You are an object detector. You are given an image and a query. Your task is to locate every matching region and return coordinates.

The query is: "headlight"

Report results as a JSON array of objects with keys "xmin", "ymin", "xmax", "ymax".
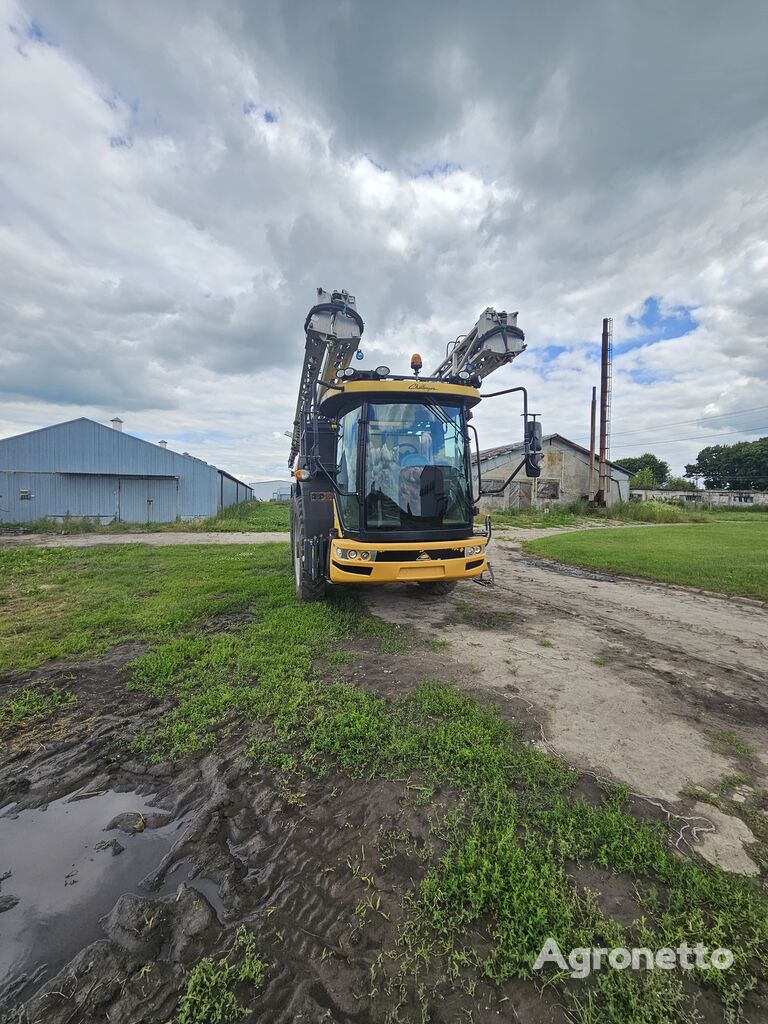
[
  {"xmin": 464, "ymin": 544, "xmax": 483, "ymax": 557},
  {"xmin": 335, "ymin": 547, "xmax": 376, "ymax": 561}
]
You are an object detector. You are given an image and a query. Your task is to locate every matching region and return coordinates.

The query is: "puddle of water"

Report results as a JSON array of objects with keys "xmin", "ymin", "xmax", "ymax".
[{"xmin": 0, "ymin": 788, "xmax": 177, "ymax": 1007}]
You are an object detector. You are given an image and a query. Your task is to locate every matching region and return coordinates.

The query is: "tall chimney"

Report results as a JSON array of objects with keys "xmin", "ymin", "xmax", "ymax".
[
  {"xmin": 587, "ymin": 386, "xmax": 597, "ymax": 503},
  {"xmin": 110, "ymin": 417, "xmax": 124, "ymax": 432},
  {"xmin": 596, "ymin": 317, "xmax": 612, "ymax": 507},
  {"xmin": 158, "ymin": 440, "xmax": 168, "ymax": 449}
]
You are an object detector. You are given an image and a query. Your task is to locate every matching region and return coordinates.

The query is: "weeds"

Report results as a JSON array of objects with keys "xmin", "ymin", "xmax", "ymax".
[
  {"xmin": 444, "ymin": 601, "xmax": 520, "ymax": 631},
  {"xmin": 173, "ymin": 926, "xmax": 267, "ymax": 1024},
  {"xmin": 708, "ymin": 729, "xmax": 756, "ymax": 759},
  {"xmin": 0, "ymin": 685, "xmax": 74, "ymax": 727}
]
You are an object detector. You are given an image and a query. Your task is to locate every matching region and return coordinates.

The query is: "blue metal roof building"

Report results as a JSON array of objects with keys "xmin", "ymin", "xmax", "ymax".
[{"xmin": 0, "ymin": 417, "xmax": 253, "ymax": 525}]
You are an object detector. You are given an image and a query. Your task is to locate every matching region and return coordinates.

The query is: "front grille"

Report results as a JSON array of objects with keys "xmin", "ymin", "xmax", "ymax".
[{"xmin": 375, "ymin": 548, "xmax": 465, "ymax": 562}]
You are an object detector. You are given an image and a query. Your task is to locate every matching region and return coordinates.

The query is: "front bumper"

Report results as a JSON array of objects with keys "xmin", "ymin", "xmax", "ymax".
[{"xmin": 328, "ymin": 537, "xmax": 488, "ymax": 585}]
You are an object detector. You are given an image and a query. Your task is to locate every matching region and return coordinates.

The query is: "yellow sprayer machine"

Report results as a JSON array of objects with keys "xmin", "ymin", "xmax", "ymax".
[{"xmin": 289, "ymin": 288, "xmax": 542, "ymax": 600}]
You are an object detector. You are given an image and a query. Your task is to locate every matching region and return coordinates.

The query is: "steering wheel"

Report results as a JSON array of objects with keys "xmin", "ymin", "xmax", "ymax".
[{"xmin": 399, "ymin": 443, "xmax": 426, "ymax": 468}]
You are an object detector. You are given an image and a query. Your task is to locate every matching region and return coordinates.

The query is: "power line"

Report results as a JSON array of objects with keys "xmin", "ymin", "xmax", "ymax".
[
  {"xmin": 607, "ymin": 404, "xmax": 768, "ymax": 439},
  {"xmin": 610, "ymin": 427, "xmax": 768, "ymax": 450}
]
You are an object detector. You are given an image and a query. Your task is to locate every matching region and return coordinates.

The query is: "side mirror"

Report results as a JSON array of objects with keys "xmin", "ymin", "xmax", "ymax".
[
  {"xmin": 524, "ymin": 419, "xmax": 542, "ymax": 478},
  {"xmin": 525, "ymin": 419, "xmax": 542, "ymax": 451},
  {"xmin": 525, "ymin": 452, "xmax": 542, "ymax": 478}
]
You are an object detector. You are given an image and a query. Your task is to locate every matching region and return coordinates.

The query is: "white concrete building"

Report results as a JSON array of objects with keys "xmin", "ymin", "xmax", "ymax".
[
  {"xmin": 630, "ymin": 488, "xmax": 768, "ymax": 506},
  {"xmin": 475, "ymin": 434, "xmax": 632, "ymax": 510}
]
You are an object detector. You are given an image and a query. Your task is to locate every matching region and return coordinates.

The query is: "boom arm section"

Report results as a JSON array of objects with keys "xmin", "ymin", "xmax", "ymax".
[
  {"xmin": 289, "ymin": 288, "xmax": 364, "ymax": 467},
  {"xmin": 432, "ymin": 307, "xmax": 525, "ymax": 381}
]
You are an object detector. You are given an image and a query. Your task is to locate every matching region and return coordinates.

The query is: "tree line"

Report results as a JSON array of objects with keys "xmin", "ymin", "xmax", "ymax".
[{"xmin": 615, "ymin": 437, "xmax": 768, "ymax": 491}]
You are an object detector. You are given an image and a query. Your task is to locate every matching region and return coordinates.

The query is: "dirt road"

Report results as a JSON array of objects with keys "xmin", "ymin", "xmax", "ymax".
[{"xmin": 366, "ymin": 534, "xmax": 768, "ymax": 874}]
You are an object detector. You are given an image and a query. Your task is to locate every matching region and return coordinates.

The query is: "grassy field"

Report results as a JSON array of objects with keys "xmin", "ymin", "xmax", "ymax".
[
  {"xmin": 524, "ymin": 522, "xmax": 768, "ymax": 599},
  {"xmin": 483, "ymin": 499, "xmax": 768, "ymax": 530},
  {"xmin": 4, "ymin": 499, "xmax": 291, "ymax": 535},
  {"xmin": 2, "ymin": 542, "xmax": 768, "ymax": 1021}
]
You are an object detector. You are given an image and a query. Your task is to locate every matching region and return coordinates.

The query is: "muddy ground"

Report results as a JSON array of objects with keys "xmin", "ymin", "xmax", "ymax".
[
  {"xmin": 1, "ymin": 529, "xmax": 767, "ymax": 1023},
  {"xmin": 1, "ymin": 637, "xmax": 554, "ymax": 1024}
]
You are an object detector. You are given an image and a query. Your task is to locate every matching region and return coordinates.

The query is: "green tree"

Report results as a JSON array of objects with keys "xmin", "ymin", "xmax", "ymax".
[
  {"xmin": 684, "ymin": 438, "xmax": 768, "ymax": 490},
  {"xmin": 629, "ymin": 467, "xmax": 656, "ymax": 489},
  {"xmin": 662, "ymin": 476, "xmax": 698, "ymax": 491},
  {"xmin": 615, "ymin": 453, "xmax": 670, "ymax": 485}
]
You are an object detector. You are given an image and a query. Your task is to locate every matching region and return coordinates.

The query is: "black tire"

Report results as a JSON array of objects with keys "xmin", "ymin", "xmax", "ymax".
[
  {"xmin": 416, "ymin": 580, "xmax": 458, "ymax": 595},
  {"xmin": 292, "ymin": 499, "xmax": 325, "ymax": 602}
]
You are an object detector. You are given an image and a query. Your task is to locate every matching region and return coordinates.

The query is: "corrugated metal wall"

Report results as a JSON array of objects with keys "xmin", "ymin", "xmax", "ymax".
[
  {"xmin": 117, "ymin": 477, "xmax": 179, "ymax": 523},
  {"xmin": 217, "ymin": 474, "xmax": 254, "ymax": 510},
  {"xmin": 1, "ymin": 472, "xmax": 117, "ymax": 523},
  {"xmin": 0, "ymin": 472, "xmax": 181, "ymax": 524},
  {"xmin": 0, "ymin": 418, "xmax": 252, "ymax": 524}
]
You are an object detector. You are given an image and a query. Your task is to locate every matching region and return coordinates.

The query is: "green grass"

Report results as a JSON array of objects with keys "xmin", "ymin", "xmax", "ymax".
[
  {"xmin": 7, "ymin": 499, "xmax": 290, "ymax": 535},
  {"xmin": 3, "ymin": 542, "xmax": 767, "ymax": 1021},
  {"xmin": 0, "ymin": 541, "xmax": 290, "ymax": 675},
  {"xmin": 174, "ymin": 926, "xmax": 267, "ymax": 1024},
  {"xmin": 0, "ymin": 685, "xmax": 74, "ymax": 727},
  {"xmin": 482, "ymin": 499, "xmax": 768, "ymax": 530},
  {"xmin": 171, "ymin": 500, "xmax": 290, "ymax": 533},
  {"xmin": 524, "ymin": 523, "xmax": 768, "ymax": 600}
]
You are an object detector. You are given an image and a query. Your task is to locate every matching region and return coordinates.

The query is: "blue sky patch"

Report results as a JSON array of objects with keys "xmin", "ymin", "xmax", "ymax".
[
  {"xmin": 627, "ymin": 367, "xmax": 661, "ymax": 385},
  {"xmin": 621, "ymin": 296, "xmax": 697, "ymax": 352},
  {"xmin": 537, "ymin": 344, "xmax": 568, "ymax": 363},
  {"xmin": 243, "ymin": 101, "xmax": 278, "ymax": 123},
  {"xmin": 26, "ymin": 19, "xmax": 50, "ymax": 44},
  {"xmin": 413, "ymin": 160, "xmax": 462, "ymax": 178}
]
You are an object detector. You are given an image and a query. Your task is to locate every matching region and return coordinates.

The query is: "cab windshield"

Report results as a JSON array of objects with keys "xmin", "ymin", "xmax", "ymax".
[{"xmin": 363, "ymin": 401, "xmax": 471, "ymax": 530}]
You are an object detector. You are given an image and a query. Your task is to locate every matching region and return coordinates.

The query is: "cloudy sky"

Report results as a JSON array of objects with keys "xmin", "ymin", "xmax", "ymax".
[{"xmin": 1, "ymin": 0, "xmax": 767, "ymax": 482}]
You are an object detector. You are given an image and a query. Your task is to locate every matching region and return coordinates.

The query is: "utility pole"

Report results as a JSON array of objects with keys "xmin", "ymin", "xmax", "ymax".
[
  {"xmin": 587, "ymin": 386, "xmax": 597, "ymax": 502},
  {"xmin": 596, "ymin": 317, "xmax": 612, "ymax": 507}
]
